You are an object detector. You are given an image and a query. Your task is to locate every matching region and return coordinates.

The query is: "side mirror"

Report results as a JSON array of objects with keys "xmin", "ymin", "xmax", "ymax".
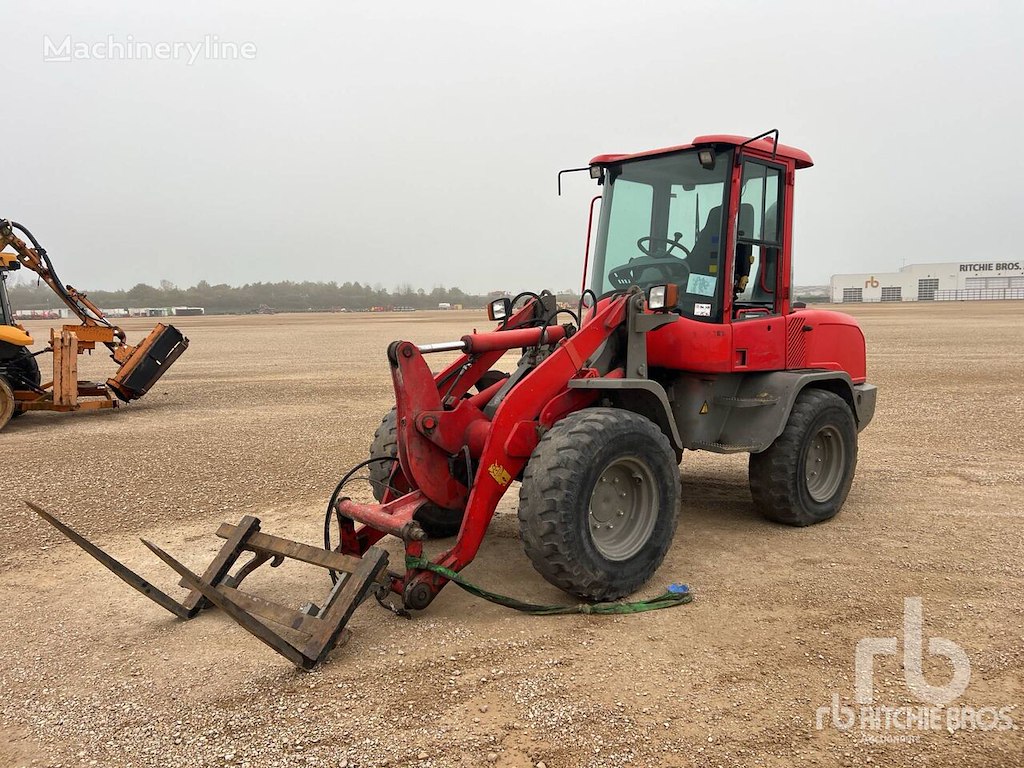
[{"xmin": 487, "ymin": 298, "xmax": 512, "ymax": 322}]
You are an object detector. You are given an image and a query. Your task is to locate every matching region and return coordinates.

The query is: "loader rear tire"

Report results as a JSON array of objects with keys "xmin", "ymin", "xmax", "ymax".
[
  {"xmin": 0, "ymin": 377, "xmax": 14, "ymax": 431},
  {"xmin": 368, "ymin": 408, "xmax": 464, "ymax": 538},
  {"xmin": 518, "ymin": 408, "xmax": 680, "ymax": 601},
  {"xmin": 748, "ymin": 388, "xmax": 857, "ymax": 526},
  {"xmin": 1, "ymin": 347, "xmax": 40, "ymax": 419}
]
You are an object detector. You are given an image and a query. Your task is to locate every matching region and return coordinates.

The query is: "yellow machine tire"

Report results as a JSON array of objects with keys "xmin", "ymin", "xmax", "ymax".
[
  {"xmin": 0, "ymin": 377, "xmax": 14, "ymax": 431},
  {"xmin": 0, "ymin": 346, "xmax": 40, "ymax": 422}
]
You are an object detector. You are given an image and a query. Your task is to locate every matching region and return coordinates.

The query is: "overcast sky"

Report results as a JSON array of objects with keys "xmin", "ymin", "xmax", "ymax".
[{"xmin": 3, "ymin": 1, "xmax": 1022, "ymax": 293}]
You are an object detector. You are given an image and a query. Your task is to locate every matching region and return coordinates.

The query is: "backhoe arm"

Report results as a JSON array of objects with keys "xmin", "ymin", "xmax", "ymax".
[{"xmin": 0, "ymin": 218, "xmax": 125, "ymax": 344}]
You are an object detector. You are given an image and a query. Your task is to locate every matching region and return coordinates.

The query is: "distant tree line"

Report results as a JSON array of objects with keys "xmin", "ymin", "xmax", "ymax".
[
  {"xmin": 8, "ymin": 279, "xmax": 566, "ymax": 314},
  {"xmin": 9, "ymin": 276, "xmax": 827, "ymax": 313}
]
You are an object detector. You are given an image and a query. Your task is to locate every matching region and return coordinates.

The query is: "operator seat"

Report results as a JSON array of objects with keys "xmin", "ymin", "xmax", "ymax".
[
  {"xmin": 671, "ymin": 203, "xmax": 756, "ymax": 319},
  {"xmin": 687, "ymin": 206, "xmax": 721, "ymax": 277},
  {"xmin": 687, "ymin": 204, "xmax": 756, "ymax": 276}
]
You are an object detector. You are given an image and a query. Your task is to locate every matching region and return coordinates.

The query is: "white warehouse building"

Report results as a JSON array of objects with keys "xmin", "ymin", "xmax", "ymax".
[{"xmin": 830, "ymin": 260, "xmax": 1024, "ymax": 303}]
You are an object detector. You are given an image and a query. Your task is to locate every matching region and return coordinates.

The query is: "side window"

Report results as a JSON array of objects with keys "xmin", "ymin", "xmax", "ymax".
[
  {"xmin": 736, "ymin": 161, "xmax": 784, "ymax": 307},
  {"xmin": 739, "ymin": 162, "xmax": 782, "ymax": 244}
]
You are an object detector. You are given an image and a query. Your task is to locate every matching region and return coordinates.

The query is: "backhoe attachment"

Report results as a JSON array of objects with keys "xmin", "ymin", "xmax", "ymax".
[{"xmin": 0, "ymin": 219, "xmax": 188, "ymax": 426}]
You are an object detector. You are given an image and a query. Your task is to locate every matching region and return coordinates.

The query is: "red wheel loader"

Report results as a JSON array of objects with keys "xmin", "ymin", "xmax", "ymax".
[
  {"xmin": 31, "ymin": 131, "xmax": 876, "ymax": 668},
  {"xmin": 0, "ymin": 219, "xmax": 188, "ymax": 430}
]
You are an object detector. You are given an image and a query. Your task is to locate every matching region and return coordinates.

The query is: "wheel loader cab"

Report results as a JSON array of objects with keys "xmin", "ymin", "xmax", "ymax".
[
  {"xmin": 1, "ymin": 252, "xmax": 18, "ymax": 327},
  {"xmin": 0, "ymin": 252, "xmax": 33, "ymax": 348},
  {"xmin": 589, "ymin": 135, "xmax": 812, "ymax": 374},
  {"xmin": 590, "ymin": 148, "xmax": 733, "ymax": 322}
]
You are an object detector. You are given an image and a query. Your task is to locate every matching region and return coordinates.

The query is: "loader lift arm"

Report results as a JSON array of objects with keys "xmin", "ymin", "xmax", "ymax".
[
  {"xmin": 27, "ymin": 290, "xmax": 650, "ymax": 668},
  {"xmin": 336, "ymin": 290, "xmax": 645, "ymax": 610}
]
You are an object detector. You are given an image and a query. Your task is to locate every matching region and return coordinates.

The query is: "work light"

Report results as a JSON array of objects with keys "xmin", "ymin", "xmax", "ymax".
[
  {"xmin": 647, "ymin": 284, "xmax": 678, "ymax": 311},
  {"xmin": 487, "ymin": 298, "xmax": 511, "ymax": 322}
]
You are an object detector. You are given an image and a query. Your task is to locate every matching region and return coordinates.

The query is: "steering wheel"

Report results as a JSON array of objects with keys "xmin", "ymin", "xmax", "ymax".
[
  {"xmin": 607, "ymin": 254, "xmax": 690, "ymax": 289},
  {"xmin": 636, "ymin": 234, "xmax": 692, "ymax": 259}
]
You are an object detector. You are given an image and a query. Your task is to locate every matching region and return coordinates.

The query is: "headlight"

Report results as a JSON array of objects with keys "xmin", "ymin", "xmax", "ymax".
[
  {"xmin": 487, "ymin": 298, "xmax": 511, "ymax": 322},
  {"xmin": 647, "ymin": 284, "xmax": 678, "ymax": 311}
]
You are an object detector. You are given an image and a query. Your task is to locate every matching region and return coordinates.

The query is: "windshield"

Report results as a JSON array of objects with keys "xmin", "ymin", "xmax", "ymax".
[
  {"xmin": 0, "ymin": 272, "xmax": 13, "ymax": 326},
  {"xmin": 591, "ymin": 149, "xmax": 731, "ymax": 321}
]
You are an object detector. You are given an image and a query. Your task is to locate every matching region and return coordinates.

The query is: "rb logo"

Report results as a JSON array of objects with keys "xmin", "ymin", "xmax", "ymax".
[{"xmin": 855, "ymin": 597, "xmax": 971, "ymax": 706}]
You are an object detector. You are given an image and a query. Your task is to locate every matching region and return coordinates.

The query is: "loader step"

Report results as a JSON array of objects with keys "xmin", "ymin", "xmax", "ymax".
[{"xmin": 689, "ymin": 440, "xmax": 762, "ymax": 452}]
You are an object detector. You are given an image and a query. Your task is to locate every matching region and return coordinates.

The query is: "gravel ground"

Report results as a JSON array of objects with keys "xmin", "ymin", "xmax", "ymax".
[{"xmin": 0, "ymin": 304, "xmax": 1021, "ymax": 767}]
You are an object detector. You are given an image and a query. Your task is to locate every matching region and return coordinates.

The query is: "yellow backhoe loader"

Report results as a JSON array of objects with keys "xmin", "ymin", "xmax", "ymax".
[{"xmin": 0, "ymin": 219, "xmax": 188, "ymax": 430}]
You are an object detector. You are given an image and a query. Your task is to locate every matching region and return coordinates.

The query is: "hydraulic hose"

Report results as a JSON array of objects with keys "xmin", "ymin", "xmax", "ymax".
[{"xmin": 322, "ymin": 455, "xmax": 399, "ymax": 584}]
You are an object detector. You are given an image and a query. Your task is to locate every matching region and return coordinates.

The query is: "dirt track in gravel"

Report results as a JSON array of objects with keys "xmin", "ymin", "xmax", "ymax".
[{"xmin": 1, "ymin": 303, "xmax": 1021, "ymax": 768}]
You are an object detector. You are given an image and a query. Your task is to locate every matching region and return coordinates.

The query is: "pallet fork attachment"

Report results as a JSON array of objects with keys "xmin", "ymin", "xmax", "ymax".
[{"xmin": 27, "ymin": 501, "xmax": 389, "ymax": 669}]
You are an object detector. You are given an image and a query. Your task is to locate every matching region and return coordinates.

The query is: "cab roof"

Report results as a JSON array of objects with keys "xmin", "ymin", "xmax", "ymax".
[{"xmin": 590, "ymin": 134, "xmax": 813, "ymax": 169}]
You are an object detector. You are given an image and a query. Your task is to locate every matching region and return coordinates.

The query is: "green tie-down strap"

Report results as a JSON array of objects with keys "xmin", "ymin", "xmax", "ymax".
[{"xmin": 405, "ymin": 555, "xmax": 692, "ymax": 615}]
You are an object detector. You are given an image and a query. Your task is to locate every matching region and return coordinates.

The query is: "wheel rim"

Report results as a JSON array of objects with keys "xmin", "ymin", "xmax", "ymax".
[
  {"xmin": 805, "ymin": 425, "xmax": 845, "ymax": 502},
  {"xmin": 588, "ymin": 456, "xmax": 659, "ymax": 561}
]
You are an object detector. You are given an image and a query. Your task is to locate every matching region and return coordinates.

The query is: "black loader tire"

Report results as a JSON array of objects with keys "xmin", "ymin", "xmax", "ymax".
[
  {"xmin": 475, "ymin": 370, "xmax": 509, "ymax": 393},
  {"xmin": 748, "ymin": 388, "xmax": 858, "ymax": 526},
  {"xmin": 2, "ymin": 348, "xmax": 40, "ymax": 419},
  {"xmin": 0, "ymin": 377, "xmax": 13, "ymax": 430},
  {"xmin": 368, "ymin": 408, "xmax": 464, "ymax": 538},
  {"xmin": 518, "ymin": 407, "xmax": 680, "ymax": 601}
]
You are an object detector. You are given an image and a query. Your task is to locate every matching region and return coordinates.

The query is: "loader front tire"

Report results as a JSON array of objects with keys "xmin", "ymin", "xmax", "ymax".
[
  {"xmin": 518, "ymin": 408, "xmax": 680, "ymax": 601},
  {"xmin": 368, "ymin": 408, "xmax": 464, "ymax": 538},
  {"xmin": 748, "ymin": 388, "xmax": 858, "ymax": 526}
]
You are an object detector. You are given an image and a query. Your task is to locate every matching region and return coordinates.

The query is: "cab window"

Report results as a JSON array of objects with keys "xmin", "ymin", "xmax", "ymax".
[
  {"xmin": 591, "ymin": 150, "xmax": 732, "ymax": 322},
  {"xmin": 735, "ymin": 161, "xmax": 784, "ymax": 311}
]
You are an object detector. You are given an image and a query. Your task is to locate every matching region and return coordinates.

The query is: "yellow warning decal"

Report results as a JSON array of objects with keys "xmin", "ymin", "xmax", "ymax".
[
  {"xmin": 699, "ymin": 401, "xmax": 709, "ymax": 415},
  {"xmin": 488, "ymin": 462, "xmax": 512, "ymax": 486}
]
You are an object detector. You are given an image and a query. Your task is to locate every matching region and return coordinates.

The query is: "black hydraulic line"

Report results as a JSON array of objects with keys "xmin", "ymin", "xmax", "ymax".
[
  {"xmin": 441, "ymin": 359, "xmax": 475, "ymax": 401},
  {"xmin": 577, "ymin": 289, "xmax": 597, "ymax": 325},
  {"xmin": 500, "ymin": 292, "xmax": 542, "ymax": 329},
  {"xmin": 322, "ymin": 456, "xmax": 399, "ymax": 584},
  {"xmin": 9, "ymin": 221, "xmax": 113, "ymax": 328},
  {"xmin": 552, "ymin": 308, "xmax": 579, "ymax": 327}
]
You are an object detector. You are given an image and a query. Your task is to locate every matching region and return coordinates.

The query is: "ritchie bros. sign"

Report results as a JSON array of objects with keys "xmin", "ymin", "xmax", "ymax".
[{"xmin": 959, "ymin": 262, "xmax": 1021, "ymax": 272}]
